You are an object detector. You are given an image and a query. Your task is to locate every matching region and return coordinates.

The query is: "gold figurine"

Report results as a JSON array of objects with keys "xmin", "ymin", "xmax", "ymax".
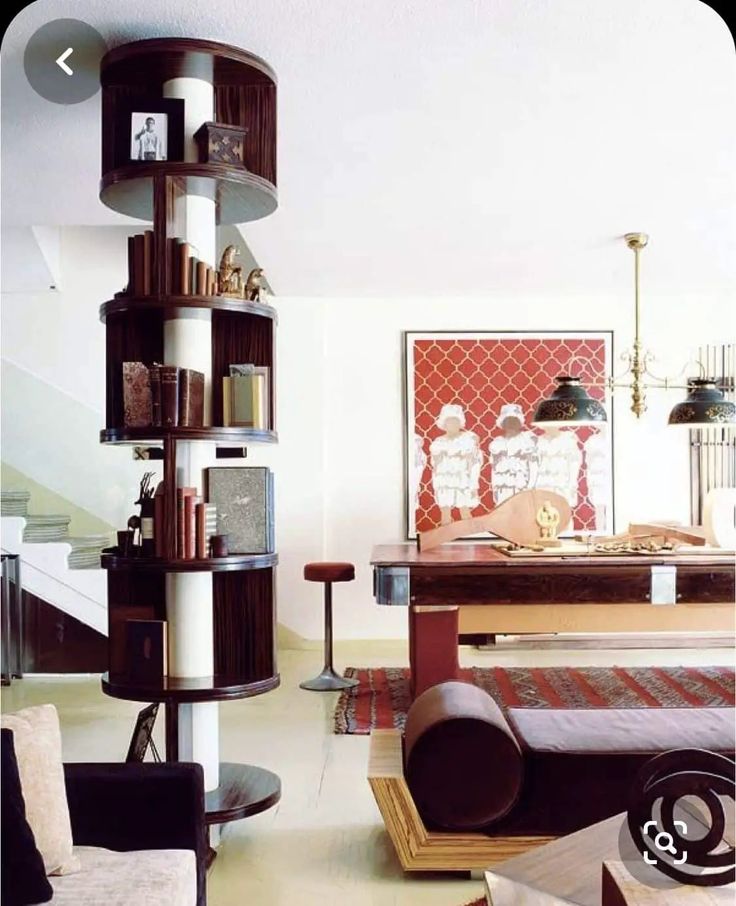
[
  {"xmin": 535, "ymin": 500, "xmax": 561, "ymax": 547},
  {"xmin": 244, "ymin": 267, "xmax": 270, "ymax": 303},
  {"xmin": 218, "ymin": 245, "xmax": 244, "ymax": 297}
]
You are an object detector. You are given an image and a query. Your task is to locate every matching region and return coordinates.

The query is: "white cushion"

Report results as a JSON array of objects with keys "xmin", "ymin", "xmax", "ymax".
[
  {"xmin": 48, "ymin": 846, "xmax": 196, "ymax": 906},
  {"xmin": 0, "ymin": 704, "xmax": 80, "ymax": 875}
]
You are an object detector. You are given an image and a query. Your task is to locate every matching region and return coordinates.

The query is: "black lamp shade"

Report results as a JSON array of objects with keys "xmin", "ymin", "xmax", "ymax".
[
  {"xmin": 532, "ymin": 375, "xmax": 607, "ymax": 426},
  {"xmin": 668, "ymin": 380, "xmax": 736, "ymax": 426}
]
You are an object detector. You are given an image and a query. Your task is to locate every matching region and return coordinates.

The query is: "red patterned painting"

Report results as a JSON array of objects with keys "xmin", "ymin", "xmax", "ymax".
[{"xmin": 405, "ymin": 332, "xmax": 613, "ymax": 538}]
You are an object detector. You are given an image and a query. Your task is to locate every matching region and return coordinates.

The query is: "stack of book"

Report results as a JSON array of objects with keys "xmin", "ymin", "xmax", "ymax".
[
  {"xmin": 166, "ymin": 488, "xmax": 218, "ymax": 559},
  {"xmin": 222, "ymin": 364, "xmax": 270, "ymax": 429},
  {"xmin": 122, "ymin": 362, "xmax": 205, "ymax": 428},
  {"xmin": 168, "ymin": 240, "xmax": 218, "ymax": 296},
  {"xmin": 126, "ymin": 231, "xmax": 155, "ymax": 296}
]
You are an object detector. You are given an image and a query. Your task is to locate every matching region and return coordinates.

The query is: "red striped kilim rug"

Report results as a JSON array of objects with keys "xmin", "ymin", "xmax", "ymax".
[{"xmin": 333, "ymin": 665, "xmax": 735, "ymax": 735}]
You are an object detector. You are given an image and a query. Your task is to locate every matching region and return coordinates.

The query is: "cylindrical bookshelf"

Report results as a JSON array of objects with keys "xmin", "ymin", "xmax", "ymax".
[{"xmin": 98, "ymin": 37, "xmax": 281, "ymax": 832}]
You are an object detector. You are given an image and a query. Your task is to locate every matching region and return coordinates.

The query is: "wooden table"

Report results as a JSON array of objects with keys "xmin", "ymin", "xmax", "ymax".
[{"xmin": 371, "ymin": 543, "xmax": 735, "ymax": 696}]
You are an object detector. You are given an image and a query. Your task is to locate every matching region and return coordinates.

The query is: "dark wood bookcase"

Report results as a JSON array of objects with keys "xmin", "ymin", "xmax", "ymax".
[{"xmin": 98, "ymin": 38, "xmax": 281, "ymax": 828}]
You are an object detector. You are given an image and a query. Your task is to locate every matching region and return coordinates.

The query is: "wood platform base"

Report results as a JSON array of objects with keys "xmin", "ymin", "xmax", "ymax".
[{"xmin": 367, "ymin": 729, "xmax": 552, "ymax": 872}]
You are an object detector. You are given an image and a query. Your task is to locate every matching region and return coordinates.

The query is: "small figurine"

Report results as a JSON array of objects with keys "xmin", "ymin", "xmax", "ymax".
[
  {"xmin": 218, "ymin": 245, "xmax": 243, "ymax": 296},
  {"xmin": 535, "ymin": 499, "xmax": 561, "ymax": 547},
  {"xmin": 244, "ymin": 267, "xmax": 271, "ymax": 303},
  {"xmin": 129, "ymin": 471, "xmax": 156, "ymax": 555}
]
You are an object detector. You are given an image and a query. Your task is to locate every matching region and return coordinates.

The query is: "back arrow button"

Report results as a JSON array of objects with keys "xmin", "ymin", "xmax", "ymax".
[{"xmin": 56, "ymin": 47, "xmax": 74, "ymax": 76}]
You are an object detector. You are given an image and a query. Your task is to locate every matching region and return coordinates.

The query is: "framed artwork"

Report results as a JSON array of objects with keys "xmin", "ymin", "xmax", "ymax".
[
  {"xmin": 115, "ymin": 97, "xmax": 185, "ymax": 167},
  {"xmin": 404, "ymin": 331, "xmax": 614, "ymax": 539},
  {"xmin": 125, "ymin": 703, "xmax": 161, "ymax": 763}
]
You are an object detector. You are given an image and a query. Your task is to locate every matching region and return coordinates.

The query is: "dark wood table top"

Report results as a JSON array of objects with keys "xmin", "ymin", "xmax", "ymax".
[{"xmin": 371, "ymin": 543, "xmax": 734, "ymax": 571}]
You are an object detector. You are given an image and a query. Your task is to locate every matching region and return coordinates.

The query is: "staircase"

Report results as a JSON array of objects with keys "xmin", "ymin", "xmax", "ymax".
[{"xmin": 1, "ymin": 490, "xmax": 109, "ymax": 635}]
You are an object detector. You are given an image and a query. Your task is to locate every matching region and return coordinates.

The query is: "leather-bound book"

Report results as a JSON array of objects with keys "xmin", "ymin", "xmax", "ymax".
[
  {"xmin": 184, "ymin": 494, "xmax": 199, "ymax": 560},
  {"xmin": 179, "ymin": 369, "xmax": 205, "ymax": 427},
  {"xmin": 153, "ymin": 482, "xmax": 166, "ymax": 558},
  {"xmin": 160, "ymin": 365, "xmax": 180, "ymax": 427},
  {"xmin": 149, "ymin": 363, "xmax": 162, "ymax": 426},
  {"xmin": 133, "ymin": 234, "xmax": 145, "ymax": 296},
  {"xmin": 178, "ymin": 242, "xmax": 190, "ymax": 295},
  {"xmin": 142, "ymin": 230, "xmax": 153, "ymax": 295},
  {"xmin": 195, "ymin": 501, "xmax": 207, "ymax": 559},
  {"xmin": 122, "ymin": 362, "xmax": 152, "ymax": 427},
  {"xmin": 126, "ymin": 236, "xmax": 135, "ymax": 294},
  {"xmin": 189, "ymin": 257, "xmax": 197, "ymax": 296},
  {"xmin": 176, "ymin": 487, "xmax": 196, "ymax": 558},
  {"xmin": 196, "ymin": 260, "xmax": 207, "ymax": 296},
  {"xmin": 126, "ymin": 620, "xmax": 167, "ymax": 683},
  {"xmin": 167, "ymin": 238, "xmax": 178, "ymax": 294}
]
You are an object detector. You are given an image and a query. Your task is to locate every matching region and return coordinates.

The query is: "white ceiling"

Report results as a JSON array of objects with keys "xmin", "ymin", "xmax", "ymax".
[{"xmin": 2, "ymin": 0, "xmax": 735, "ymax": 297}]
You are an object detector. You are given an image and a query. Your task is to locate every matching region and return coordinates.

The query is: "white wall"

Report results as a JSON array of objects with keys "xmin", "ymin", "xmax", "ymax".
[{"xmin": 2, "ymin": 227, "xmax": 731, "ymax": 640}]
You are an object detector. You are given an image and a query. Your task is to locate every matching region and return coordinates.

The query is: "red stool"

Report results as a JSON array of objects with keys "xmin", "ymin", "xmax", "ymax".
[{"xmin": 300, "ymin": 562, "xmax": 359, "ymax": 692}]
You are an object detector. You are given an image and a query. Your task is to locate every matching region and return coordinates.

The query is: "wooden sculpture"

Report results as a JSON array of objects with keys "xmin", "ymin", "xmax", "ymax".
[
  {"xmin": 417, "ymin": 489, "xmax": 572, "ymax": 552},
  {"xmin": 218, "ymin": 244, "xmax": 243, "ymax": 296}
]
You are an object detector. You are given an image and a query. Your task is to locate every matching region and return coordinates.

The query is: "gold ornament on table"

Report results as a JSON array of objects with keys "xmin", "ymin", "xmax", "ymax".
[
  {"xmin": 535, "ymin": 499, "xmax": 562, "ymax": 547},
  {"xmin": 217, "ymin": 245, "xmax": 244, "ymax": 297}
]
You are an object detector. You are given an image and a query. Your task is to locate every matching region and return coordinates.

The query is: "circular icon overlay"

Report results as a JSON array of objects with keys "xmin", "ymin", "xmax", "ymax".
[
  {"xmin": 24, "ymin": 19, "xmax": 107, "ymax": 105},
  {"xmin": 626, "ymin": 748, "xmax": 735, "ymax": 887}
]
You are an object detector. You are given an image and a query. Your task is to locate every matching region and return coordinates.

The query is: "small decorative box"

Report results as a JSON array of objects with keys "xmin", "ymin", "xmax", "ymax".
[{"xmin": 194, "ymin": 121, "xmax": 249, "ymax": 168}]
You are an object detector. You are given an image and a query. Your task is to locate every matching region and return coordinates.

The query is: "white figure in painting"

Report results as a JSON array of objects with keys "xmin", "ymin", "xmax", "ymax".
[
  {"xmin": 488, "ymin": 403, "xmax": 539, "ymax": 505},
  {"xmin": 536, "ymin": 427, "xmax": 583, "ymax": 527},
  {"xmin": 411, "ymin": 433, "xmax": 428, "ymax": 512},
  {"xmin": 429, "ymin": 404, "xmax": 483, "ymax": 525},
  {"xmin": 583, "ymin": 429, "xmax": 609, "ymax": 532}
]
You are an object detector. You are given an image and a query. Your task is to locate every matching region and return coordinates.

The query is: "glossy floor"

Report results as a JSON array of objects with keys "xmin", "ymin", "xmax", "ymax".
[{"xmin": 2, "ymin": 641, "xmax": 732, "ymax": 906}]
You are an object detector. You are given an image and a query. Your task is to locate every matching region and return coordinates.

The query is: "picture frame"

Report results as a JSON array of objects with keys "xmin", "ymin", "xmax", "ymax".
[
  {"xmin": 403, "ymin": 330, "xmax": 614, "ymax": 540},
  {"xmin": 125, "ymin": 702, "xmax": 161, "ymax": 763},
  {"xmin": 205, "ymin": 467, "xmax": 275, "ymax": 554},
  {"xmin": 115, "ymin": 96, "xmax": 185, "ymax": 167}
]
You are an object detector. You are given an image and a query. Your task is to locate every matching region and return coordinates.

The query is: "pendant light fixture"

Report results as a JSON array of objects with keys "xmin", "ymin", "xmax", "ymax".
[{"xmin": 533, "ymin": 233, "xmax": 735, "ymax": 427}]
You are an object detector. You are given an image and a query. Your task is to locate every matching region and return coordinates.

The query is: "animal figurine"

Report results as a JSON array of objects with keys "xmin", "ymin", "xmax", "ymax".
[
  {"xmin": 244, "ymin": 267, "xmax": 271, "ymax": 303},
  {"xmin": 218, "ymin": 245, "xmax": 243, "ymax": 296}
]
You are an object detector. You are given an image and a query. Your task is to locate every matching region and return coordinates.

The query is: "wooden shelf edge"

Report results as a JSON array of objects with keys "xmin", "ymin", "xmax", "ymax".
[
  {"xmin": 100, "ymin": 426, "xmax": 278, "ymax": 445},
  {"xmin": 100, "ymin": 295, "xmax": 277, "ymax": 322},
  {"xmin": 101, "ymin": 672, "xmax": 281, "ymax": 704},
  {"xmin": 101, "ymin": 549, "xmax": 277, "ymax": 572},
  {"xmin": 204, "ymin": 762, "xmax": 281, "ymax": 825}
]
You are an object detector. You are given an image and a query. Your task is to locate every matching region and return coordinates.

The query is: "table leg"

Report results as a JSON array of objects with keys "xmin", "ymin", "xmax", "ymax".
[{"xmin": 408, "ymin": 605, "xmax": 459, "ymax": 698}]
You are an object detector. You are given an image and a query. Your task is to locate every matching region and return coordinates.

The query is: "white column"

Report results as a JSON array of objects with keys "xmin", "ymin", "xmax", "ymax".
[{"xmin": 162, "ymin": 60, "xmax": 219, "ymax": 794}]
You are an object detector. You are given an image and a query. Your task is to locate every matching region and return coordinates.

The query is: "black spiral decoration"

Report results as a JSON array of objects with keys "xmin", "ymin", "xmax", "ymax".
[{"xmin": 627, "ymin": 748, "xmax": 735, "ymax": 886}]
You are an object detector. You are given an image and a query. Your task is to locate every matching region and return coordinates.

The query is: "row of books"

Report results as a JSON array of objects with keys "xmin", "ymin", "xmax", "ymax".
[
  {"xmin": 125, "ymin": 233, "xmax": 218, "ymax": 297},
  {"xmin": 166, "ymin": 488, "xmax": 218, "ymax": 559},
  {"xmin": 223, "ymin": 364, "xmax": 271, "ymax": 429},
  {"xmin": 122, "ymin": 362, "xmax": 205, "ymax": 429}
]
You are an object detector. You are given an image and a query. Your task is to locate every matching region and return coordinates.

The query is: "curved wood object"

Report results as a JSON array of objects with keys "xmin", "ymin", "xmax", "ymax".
[{"xmin": 417, "ymin": 490, "xmax": 572, "ymax": 552}]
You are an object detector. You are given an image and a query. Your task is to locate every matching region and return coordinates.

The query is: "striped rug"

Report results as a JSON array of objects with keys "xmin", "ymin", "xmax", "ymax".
[{"xmin": 333, "ymin": 665, "xmax": 735, "ymax": 735}]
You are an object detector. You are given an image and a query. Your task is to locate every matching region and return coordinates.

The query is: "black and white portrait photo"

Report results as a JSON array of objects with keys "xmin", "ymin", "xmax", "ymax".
[{"xmin": 130, "ymin": 112, "xmax": 168, "ymax": 161}]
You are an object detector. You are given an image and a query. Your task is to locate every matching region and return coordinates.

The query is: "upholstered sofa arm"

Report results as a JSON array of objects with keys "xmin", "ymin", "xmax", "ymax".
[{"xmin": 64, "ymin": 762, "xmax": 207, "ymax": 905}]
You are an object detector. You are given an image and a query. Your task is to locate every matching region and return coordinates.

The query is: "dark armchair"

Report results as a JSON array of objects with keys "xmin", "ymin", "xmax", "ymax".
[{"xmin": 64, "ymin": 762, "xmax": 208, "ymax": 906}]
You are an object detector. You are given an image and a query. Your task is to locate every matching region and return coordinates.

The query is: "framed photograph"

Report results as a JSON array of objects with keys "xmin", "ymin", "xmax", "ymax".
[
  {"xmin": 116, "ymin": 97, "xmax": 185, "ymax": 166},
  {"xmin": 205, "ymin": 467, "xmax": 275, "ymax": 554},
  {"xmin": 404, "ymin": 331, "xmax": 614, "ymax": 539},
  {"xmin": 125, "ymin": 703, "xmax": 160, "ymax": 763}
]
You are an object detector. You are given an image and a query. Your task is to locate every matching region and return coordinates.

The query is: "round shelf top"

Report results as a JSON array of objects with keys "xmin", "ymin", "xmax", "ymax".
[
  {"xmin": 100, "ymin": 426, "xmax": 278, "ymax": 446},
  {"xmin": 102, "ymin": 671, "xmax": 280, "ymax": 704},
  {"xmin": 99, "ymin": 294, "xmax": 278, "ymax": 324},
  {"xmin": 99, "ymin": 163, "xmax": 277, "ymax": 223},
  {"xmin": 101, "ymin": 549, "xmax": 278, "ymax": 573},
  {"xmin": 101, "ymin": 38, "xmax": 276, "ymax": 88}
]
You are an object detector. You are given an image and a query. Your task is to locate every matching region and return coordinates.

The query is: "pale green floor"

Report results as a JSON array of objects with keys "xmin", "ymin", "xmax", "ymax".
[{"xmin": 2, "ymin": 642, "xmax": 734, "ymax": 906}]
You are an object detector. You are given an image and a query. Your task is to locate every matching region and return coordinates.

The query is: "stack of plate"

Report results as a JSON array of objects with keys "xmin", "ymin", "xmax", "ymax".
[
  {"xmin": 1, "ymin": 490, "xmax": 31, "ymax": 516},
  {"xmin": 22, "ymin": 515, "xmax": 71, "ymax": 543},
  {"xmin": 66, "ymin": 535, "xmax": 111, "ymax": 570}
]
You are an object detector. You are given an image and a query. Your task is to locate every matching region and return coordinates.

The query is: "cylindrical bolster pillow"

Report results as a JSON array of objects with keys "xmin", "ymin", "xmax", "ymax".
[{"xmin": 404, "ymin": 681, "xmax": 523, "ymax": 831}]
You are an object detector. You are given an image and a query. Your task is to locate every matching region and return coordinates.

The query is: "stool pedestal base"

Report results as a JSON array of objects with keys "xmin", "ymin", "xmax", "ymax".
[{"xmin": 300, "ymin": 667, "xmax": 359, "ymax": 692}]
